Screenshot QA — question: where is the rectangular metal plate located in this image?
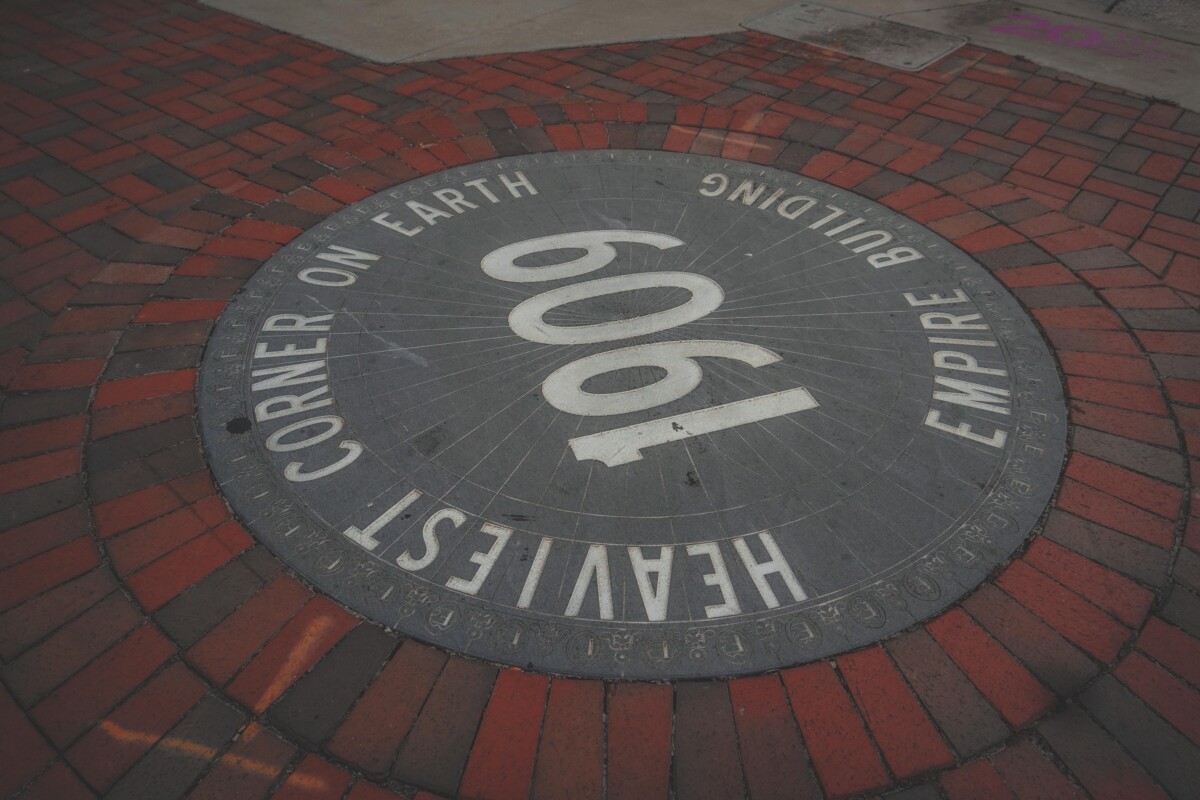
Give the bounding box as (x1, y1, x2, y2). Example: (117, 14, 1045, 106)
(745, 2, 967, 71)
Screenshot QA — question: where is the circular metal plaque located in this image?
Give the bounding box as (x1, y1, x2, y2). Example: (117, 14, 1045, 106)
(199, 151, 1067, 679)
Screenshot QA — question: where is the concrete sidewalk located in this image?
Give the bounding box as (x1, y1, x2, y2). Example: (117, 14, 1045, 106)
(1, 0, 1198, 798)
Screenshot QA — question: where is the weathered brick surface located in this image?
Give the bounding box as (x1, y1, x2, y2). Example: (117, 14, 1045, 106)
(0, 2, 1197, 797)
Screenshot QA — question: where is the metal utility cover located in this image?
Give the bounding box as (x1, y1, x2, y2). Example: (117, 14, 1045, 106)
(199, 151, 1066, 679)
(746, 2, 967, 71)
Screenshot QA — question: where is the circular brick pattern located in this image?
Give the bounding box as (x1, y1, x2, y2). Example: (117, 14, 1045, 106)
(1, 5, 1197, 799)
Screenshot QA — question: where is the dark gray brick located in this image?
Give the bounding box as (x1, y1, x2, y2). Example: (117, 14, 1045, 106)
(1081, 675, 1200, 799)
(1070, 428, 1185, 486)
(1015, 284, 1103, 307)
(1160, 585, 1200, 639)
(107, 693, 246, 800)
(1043, 510, 1171, 588)
(1039, 706, 1164, 799)
(1118, 309, 1200, 331)
(1059, 246, 1137, 271)
(886, 628, 1009, 756)
(154, 555, 271, 648)
(962, 584, 1098, 696)
(269, 623, 397, 745)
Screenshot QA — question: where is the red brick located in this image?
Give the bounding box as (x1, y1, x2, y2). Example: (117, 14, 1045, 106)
(1102, 287, 1188, 308)
(30, 625, 174, 746)
(0, 685, 55, 797)
(531, 679, 603, 800)
(1070, 402, 1179, 448)
(107, 504, 209, 575)
(0, 538, 99, 613)
(47, 306, 134, 335)
(188, 574, 312, 685)
(93, 368, 195, 409)
(605, 682, 673, 800)
(393, 657, 498, 796)
(188, 722, 295, 800)
(91, 392, 194, 439)
(991, 738, 1084, 800)
(0, 213, 60, 247)
(927, 609, 1054, 727)
(673, 681, 746, 800)
(125, 521, 252, 611)
(1137, 617, 1200, 688)
(133, 299, 226, 323)
(1065, 453, 1181, 518)
(996, 560, 1130, 662)
(0, 505, 89, 569)
(729, 674, 821, 800)
(225, 218, 303, 243)
(347, 781, 409, 800)
(1033, 306, 1124, 329)
(1081, 266, 1160, 288)
(0, 416, 85, 462)
(18, 759, 95, 800)
(273, 754, 352, 800)
(1057, 479, 1175, 548)
(1057, 352, 1156, 385)
(1115, 651, 1200, 742)
(329, 639, 447, 772)
(93, 484, 182, 538)
(64, 662, 206, 791)
(1138, 330, 1200, 355)
(8, 359, 104, 391)
(1067, 376, 1168, 415)
(955, 225, 1026, 254)
(941, 759, 1017, 800)
(459, 669, 548, 800)
(1024, 538, 1154, 627)
(781, 662, 889, 797)
(225, 595, 356, 713)
(4, 591, 141, 706)
(0, 448, 80, 493)
(995, 262, 1076, 288)
(838, 646, 955, 778)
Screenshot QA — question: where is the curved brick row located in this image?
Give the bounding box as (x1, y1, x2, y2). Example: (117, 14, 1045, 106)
(1, 1, 1198, 798)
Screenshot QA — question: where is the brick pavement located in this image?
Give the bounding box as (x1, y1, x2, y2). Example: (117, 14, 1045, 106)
(1, 0, 1198, 797)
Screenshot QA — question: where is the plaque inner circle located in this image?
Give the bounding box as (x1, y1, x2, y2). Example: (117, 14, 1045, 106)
(198, 151, 1067, 679)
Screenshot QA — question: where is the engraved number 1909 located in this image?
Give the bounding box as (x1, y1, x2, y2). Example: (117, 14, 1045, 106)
(482, 231, 819, 466)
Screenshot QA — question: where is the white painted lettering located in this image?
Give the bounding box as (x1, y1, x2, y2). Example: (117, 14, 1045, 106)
(432, 188, 478, 214)
(905, 289, 969, 306)
(283, 441, 362, 482)
(251, 360, 326, 392)
(315, 245, 379, 270)
(934, 351, 1007, 377)
(565, 544, 613, 619)
(253, 338, 327, 359)
(933, 376, 1011, 415)
(628, 546, 673, 621)
(463, 178, 500, 203)
(406, 200, 453, 226)
(868, 247, 923, 268)
(371, 212, 424, 237)
(517, 537, 553, 609)
(398, 506, 464, 571)
(263, 313, 333, 332)
(733, 531, 807, 608)
(499, 171, 538, 198)
(686, 542, 740, 618)
(920, 312, 988, 331)
(254, 386, 332, 421)
(925, 409, 1007, 448)
(445, 523, 512, 595)
(343, 489, 423, 551)
(699, 172, 729, 196)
